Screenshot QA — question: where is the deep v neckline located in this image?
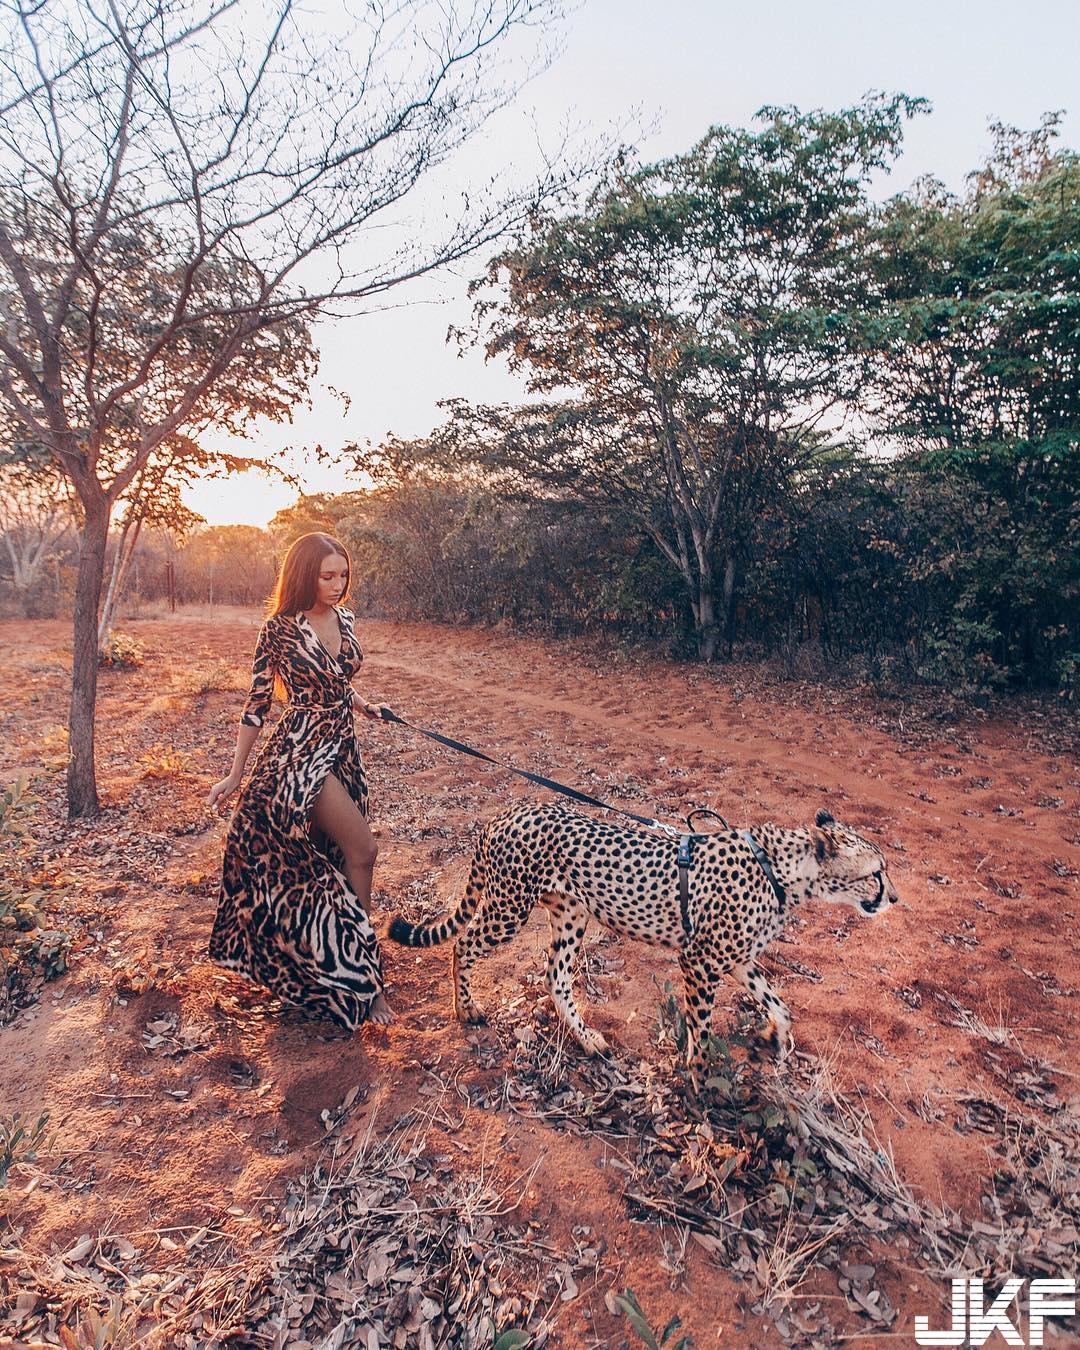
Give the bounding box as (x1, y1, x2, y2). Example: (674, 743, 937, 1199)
(299, 609, 343, 663)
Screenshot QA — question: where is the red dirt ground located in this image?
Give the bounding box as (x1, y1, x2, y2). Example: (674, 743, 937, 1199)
(1, 612, 1078, 1349)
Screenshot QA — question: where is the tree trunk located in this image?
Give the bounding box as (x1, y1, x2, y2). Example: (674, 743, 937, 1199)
(68, 493, 110, 819)
(721, 553, 737, 656)
(695, 581, 720, 662)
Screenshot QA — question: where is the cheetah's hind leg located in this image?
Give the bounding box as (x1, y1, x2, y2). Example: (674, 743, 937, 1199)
(545, 896, 609, 1057)
(450, 887, 531, 1026)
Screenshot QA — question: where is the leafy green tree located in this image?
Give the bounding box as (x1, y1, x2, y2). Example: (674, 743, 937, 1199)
(874, 116, 1079, 448)
(870, 117, 1080, 687)
(469, 95, 926, 659)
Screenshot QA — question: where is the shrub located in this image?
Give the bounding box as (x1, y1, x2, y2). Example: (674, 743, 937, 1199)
(137, 744, 197, 779)
(98, 631, 145, 669)
(0, 779, 70, 1025)
(184, 658, 239, 695)
(0, 1111, 50, 1187)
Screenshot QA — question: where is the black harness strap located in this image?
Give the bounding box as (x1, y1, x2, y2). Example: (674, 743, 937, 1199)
(676, 833, 706, 940)
(741, 829, 787, 911)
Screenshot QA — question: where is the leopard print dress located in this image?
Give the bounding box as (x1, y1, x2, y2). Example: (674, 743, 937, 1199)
(209, 607, 383, 1027)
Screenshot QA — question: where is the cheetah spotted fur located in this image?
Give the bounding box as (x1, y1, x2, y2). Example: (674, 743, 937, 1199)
(389, 800, 899, 1086)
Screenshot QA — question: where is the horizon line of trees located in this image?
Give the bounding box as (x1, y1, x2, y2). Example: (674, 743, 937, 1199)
(2, 77, 1077, 825)
(4, 99, 1078, 698)
(317, 102, 1075, 697)
(4, 420, 1074, 697)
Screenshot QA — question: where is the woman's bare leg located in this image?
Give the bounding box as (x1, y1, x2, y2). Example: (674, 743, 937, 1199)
(312, 773, 393, 1023)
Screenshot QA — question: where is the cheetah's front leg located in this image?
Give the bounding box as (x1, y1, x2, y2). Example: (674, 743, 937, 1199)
(679, 949, 723, 1091)
(546, 897, 609, 1056)
(732, 960, 793, 1061)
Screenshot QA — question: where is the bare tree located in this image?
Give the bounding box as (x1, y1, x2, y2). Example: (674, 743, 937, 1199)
(0, 0, 573, 815)
(97, 440, 208, 646)
(0, 455, 77, 614)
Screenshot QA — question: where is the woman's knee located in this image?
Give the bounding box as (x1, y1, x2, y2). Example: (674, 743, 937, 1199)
(342, 833, 378, 871)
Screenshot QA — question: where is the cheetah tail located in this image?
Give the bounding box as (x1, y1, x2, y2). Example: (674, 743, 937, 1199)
(388, 867, 484, 948)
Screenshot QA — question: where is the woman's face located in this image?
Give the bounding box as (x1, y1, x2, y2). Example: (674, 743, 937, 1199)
(315, 550, 348, 609)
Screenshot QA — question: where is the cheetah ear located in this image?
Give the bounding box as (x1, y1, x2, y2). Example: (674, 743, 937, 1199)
(811, 826, 837, 862)
(815, 809, 835, 828)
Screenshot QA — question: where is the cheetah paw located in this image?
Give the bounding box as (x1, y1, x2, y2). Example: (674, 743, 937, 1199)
(579, 1029, 610, 1057)
(750, 1021, 782, 1060)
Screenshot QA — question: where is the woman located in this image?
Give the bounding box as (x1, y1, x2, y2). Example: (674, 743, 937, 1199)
(207, 532, 393, 1026)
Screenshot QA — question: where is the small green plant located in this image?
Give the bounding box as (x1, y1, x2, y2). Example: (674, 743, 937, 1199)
(0, 779, 45, 929)
(697, 1032, 818, 1201)
(18, 927, 70, 980)
(492, 1330, 532, 1350)
(98, 631, 145, 669)
(698, 1029, 753, 1098)
(1056, 650, 1078, 702)
(0, 1110, 50, 1186)
(611, 1289, 691, 1350)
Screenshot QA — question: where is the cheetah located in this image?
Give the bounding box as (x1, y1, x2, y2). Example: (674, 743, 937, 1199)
(389, 800, 900, 1086)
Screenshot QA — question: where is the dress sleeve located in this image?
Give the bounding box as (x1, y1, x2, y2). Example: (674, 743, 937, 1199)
(240, 620, 279, 727)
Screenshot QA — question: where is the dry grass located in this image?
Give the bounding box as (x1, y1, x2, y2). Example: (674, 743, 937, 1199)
(0, 1229, 275, 1348)
(2, 1085, 581, 1348)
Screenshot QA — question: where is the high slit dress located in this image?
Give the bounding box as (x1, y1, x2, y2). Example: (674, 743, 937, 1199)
(208, 607, 383, 1027)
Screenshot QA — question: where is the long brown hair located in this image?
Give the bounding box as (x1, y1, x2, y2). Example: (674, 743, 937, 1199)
(268, 532, 351, 616)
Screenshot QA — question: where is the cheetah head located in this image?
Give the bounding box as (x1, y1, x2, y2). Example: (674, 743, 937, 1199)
(809, 809, 899, 915)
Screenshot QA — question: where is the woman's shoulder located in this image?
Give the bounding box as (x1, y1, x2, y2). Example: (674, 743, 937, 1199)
(257, 611, 296, 644)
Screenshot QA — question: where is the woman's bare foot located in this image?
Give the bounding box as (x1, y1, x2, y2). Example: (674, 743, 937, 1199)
(368, 993, 395, 1025)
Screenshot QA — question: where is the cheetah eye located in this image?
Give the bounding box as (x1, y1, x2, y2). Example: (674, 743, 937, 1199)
(844, 868, 882, 885)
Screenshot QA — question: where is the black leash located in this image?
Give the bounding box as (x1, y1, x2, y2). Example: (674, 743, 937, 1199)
(375, 705, 682, 837)
(375, 708, 785, 935)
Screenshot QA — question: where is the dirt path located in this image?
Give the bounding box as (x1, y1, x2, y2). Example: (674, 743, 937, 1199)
(1, 614, 1078, 1348)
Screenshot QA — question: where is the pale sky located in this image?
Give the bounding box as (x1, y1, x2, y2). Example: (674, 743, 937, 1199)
(185, 0, 1080, 528)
